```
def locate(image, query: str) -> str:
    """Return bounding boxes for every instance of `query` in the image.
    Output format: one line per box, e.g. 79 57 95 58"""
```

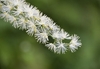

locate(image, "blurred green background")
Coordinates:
0 0 100 69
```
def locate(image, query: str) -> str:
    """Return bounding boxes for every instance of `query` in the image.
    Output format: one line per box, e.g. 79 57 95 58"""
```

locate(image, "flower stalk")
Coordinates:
0 0 82 54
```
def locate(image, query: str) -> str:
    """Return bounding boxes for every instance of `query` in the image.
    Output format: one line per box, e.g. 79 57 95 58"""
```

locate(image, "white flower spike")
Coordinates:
0 0 82 54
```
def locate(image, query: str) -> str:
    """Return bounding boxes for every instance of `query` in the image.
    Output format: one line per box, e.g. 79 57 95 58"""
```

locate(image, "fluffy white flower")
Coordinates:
52 31 60 39
12 4 23 16
0 12 14 22
48 22 60 31
16 16 27 29
0 0 82 54
12 20 19 28
9 0 25 6
37 15 50 29
26 21 37 36
7 15 16 23
46 43 56 52
52 29 70 40
35 31 48 44
23 4 34 18
69 34 82 52
59 29 71 40
0 12 8 18
1 5 12 12
56 42 67 54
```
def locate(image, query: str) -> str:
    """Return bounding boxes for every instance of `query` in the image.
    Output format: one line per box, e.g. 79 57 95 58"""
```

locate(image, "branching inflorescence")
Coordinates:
0 0 82 54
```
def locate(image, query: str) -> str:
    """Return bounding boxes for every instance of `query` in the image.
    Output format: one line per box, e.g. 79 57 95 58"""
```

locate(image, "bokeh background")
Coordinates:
0 0 100 69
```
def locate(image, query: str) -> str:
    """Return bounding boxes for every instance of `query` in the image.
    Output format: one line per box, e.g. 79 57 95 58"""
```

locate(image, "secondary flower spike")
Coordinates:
0 0 82 54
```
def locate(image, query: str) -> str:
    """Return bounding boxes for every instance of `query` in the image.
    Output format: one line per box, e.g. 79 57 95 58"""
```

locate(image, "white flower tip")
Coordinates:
69 34 82 52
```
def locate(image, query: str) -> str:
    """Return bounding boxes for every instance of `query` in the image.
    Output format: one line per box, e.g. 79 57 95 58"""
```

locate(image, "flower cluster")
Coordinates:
0 0 82 54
